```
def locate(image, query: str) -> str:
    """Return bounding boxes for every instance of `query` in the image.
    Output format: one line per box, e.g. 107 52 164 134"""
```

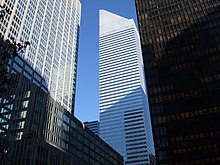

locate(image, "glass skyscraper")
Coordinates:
135 0 220 164
0 0 81 112
99 10 155 165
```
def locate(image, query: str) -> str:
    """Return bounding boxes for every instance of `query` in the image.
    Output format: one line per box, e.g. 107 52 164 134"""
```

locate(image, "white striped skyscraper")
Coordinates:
0 0 81 112
99 10 155 165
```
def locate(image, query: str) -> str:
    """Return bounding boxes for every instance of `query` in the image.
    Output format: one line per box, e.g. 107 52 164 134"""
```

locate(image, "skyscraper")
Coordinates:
84 120 100 136
0 0 81 112
99 10 155 165
135 0 220 164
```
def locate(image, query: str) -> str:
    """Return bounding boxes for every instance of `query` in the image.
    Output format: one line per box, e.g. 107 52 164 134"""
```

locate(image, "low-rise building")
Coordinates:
0 39 123 165
0 72 123 165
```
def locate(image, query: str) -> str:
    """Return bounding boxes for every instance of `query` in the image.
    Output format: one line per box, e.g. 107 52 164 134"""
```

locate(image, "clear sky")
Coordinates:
74 0 138 122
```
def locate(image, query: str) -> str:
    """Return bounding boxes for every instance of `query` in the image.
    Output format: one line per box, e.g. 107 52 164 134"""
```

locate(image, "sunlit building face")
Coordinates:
0 0 81 113
99 10 155 165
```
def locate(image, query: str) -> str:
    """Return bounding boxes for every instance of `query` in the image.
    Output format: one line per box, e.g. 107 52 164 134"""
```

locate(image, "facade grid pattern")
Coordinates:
135 0 220 164
0 0 81 112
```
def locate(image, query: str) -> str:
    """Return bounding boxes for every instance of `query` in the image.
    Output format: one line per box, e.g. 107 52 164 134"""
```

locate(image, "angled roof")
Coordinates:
99 10 134 36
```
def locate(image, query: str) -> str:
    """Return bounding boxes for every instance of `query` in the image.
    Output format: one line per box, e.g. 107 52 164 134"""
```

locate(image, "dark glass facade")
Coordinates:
135 0 220 164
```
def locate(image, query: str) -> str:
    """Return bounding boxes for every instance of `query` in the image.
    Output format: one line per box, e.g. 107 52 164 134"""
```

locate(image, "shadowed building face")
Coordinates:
135 0 220 164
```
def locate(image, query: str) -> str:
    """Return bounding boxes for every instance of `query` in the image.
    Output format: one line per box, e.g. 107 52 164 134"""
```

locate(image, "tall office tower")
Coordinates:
0 0 81 112
99 10 155 165
84 120 100 136
135 0 220 164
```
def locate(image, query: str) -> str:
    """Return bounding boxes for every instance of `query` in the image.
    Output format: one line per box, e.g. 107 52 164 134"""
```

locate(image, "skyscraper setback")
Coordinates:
135 0 220 164
0 0 81 112
99 10 155 165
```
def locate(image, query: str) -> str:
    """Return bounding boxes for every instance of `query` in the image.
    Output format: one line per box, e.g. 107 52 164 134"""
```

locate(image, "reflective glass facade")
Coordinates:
99 10 155 165
135 0 220 164
0 0 81 112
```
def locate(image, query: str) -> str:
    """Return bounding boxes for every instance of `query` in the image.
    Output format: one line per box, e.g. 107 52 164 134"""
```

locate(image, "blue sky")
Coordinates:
74 0 138 122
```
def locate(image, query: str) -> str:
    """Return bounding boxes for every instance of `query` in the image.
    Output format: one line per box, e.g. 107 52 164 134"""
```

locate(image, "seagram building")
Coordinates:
135 0 220 164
